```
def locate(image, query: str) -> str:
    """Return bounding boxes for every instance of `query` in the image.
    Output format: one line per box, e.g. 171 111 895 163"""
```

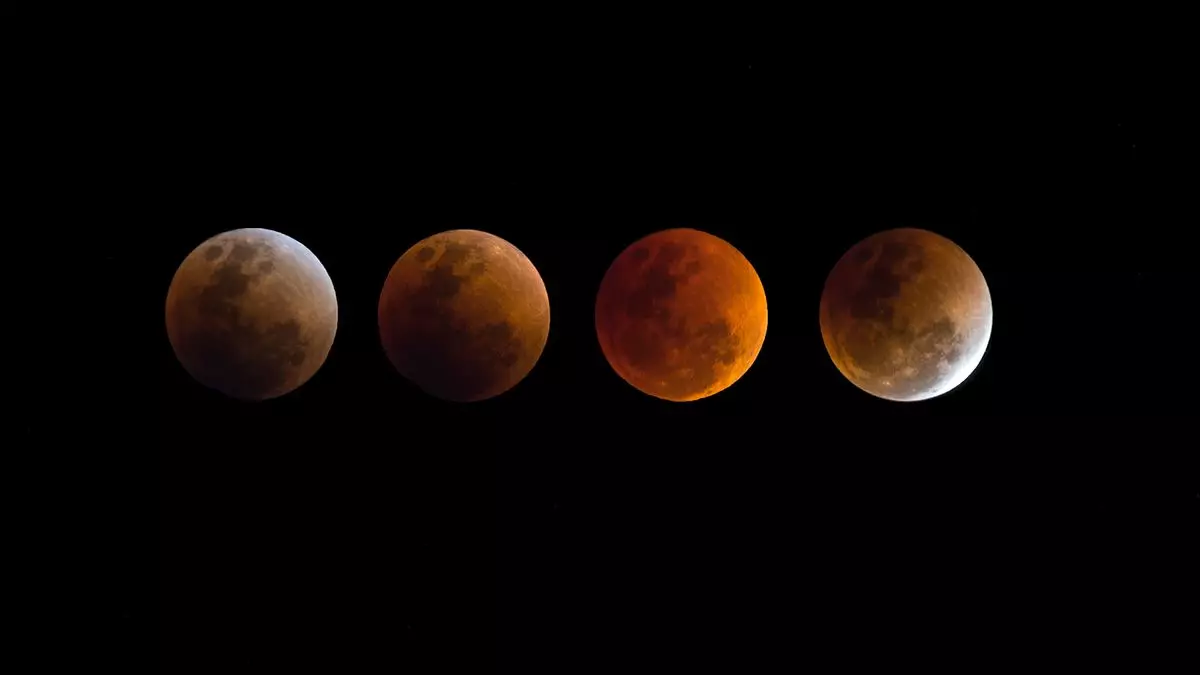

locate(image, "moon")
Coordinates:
378 229 550 402
819 227 992 401
165 228 339 400
595 228 768 402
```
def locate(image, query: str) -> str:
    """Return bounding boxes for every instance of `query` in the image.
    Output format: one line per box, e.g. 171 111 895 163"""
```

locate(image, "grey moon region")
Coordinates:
165 228 339 400
819 228 992 402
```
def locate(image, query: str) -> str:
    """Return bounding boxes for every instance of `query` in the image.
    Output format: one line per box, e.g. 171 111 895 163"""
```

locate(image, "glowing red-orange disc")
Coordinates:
595 228 768 402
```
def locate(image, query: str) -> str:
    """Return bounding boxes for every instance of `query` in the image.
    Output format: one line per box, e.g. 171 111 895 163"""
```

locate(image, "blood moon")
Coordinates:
595 228 768 402
819 228 992 401
378 229 550 402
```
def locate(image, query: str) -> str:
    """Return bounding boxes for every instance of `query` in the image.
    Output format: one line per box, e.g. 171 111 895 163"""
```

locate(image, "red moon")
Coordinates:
819 228 992 401
595 228 768 402
378 229 550 402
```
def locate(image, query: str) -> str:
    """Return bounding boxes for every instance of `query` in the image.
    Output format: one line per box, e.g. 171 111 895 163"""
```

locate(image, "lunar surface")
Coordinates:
378 229 550 402
595 228 768 402
165 228 339 400
819 228 992 401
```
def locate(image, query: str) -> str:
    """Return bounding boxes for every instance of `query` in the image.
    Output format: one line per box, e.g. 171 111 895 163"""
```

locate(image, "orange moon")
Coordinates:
595 228 768 402
378 229 550 402
819 228 992 401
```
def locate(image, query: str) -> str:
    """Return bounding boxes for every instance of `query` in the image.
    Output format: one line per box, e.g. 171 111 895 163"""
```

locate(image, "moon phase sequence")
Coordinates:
166 226 991 403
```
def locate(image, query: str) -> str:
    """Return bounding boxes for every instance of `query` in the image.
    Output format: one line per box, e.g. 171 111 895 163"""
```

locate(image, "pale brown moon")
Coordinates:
378 229 550 402
165 228 338 400
594 228 768 402
819 227 992 401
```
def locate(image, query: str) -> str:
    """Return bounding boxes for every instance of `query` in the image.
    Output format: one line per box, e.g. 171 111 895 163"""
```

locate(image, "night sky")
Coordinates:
128 46 1195 671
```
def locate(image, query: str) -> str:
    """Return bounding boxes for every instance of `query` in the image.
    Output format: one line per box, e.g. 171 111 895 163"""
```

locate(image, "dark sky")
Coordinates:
136 45 1195 671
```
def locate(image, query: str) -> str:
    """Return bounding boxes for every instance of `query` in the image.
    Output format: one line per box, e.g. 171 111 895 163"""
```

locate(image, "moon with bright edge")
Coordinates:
165 228 339 400
595 228 768 402
819 227 992 401
378 229 550 402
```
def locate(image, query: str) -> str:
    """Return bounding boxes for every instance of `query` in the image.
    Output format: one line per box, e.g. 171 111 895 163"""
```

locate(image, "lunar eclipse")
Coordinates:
595 228 768 402
819 228 992 401
378 229 550 402
165 228 339 400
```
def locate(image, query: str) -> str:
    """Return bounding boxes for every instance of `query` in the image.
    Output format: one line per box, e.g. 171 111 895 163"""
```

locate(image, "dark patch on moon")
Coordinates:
197 249 258 318
205 245 224 261
229 242 260 264
416 247 435 262
846 240 923 323
439 241 473 268
184 237 310 399
624 242 702 320
418 242 478 302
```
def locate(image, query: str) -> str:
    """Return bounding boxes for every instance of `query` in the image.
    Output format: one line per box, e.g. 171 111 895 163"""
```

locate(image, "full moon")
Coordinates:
819 227 992 401
165 228 339 400
595 228 768 402
378 229 550 402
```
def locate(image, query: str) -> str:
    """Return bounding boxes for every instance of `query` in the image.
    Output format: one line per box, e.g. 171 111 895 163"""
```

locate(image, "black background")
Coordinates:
130 38 1197 672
